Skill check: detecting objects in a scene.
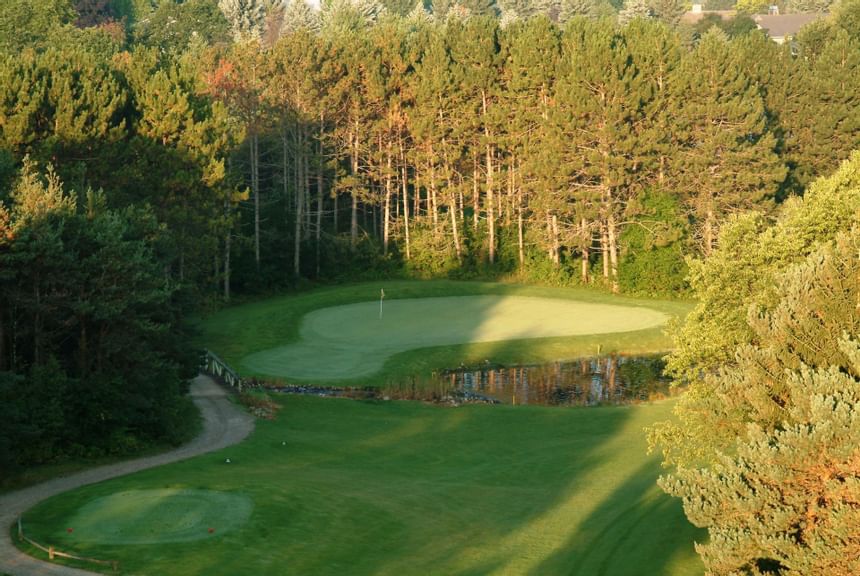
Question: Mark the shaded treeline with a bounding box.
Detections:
[208,12,859,295]
[2,11,859,299]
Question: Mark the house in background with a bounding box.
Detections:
[681,4,826,45]
[752,9,826,44]
[680,4,737,25]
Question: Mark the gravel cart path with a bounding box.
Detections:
[0,375,255,576]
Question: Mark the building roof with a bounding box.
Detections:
[680,10,737,25]
[752,13,825,39]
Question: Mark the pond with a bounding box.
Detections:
[265,354,678,407]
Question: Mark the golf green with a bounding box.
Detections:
[62,489,253,545]
[242,295,668,380]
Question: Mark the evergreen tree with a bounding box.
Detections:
[320,0,386,35]
[667,29,785,255]
[134,0,232,52]
[500,16,562,272]
[497,0,553,21]
[789,29,860,190]
[0,53,47,152]
[648,0,684,25]
[219,0,268,40]
[73,0,115,27]
[661,229,860,575]
[553,19,651,290]
[0,160,198,468]
[558,0,602,21]
[447,16,502,263]
[618,0,652,25]
[431,0,499,18]
[653,152,860,466]
[0,0,76,51]
[281,0,322,32]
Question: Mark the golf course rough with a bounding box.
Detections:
[242,295,669,380]
[59,489,253,545]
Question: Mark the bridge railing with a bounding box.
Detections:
[201,349,245,392]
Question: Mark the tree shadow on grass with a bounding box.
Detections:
[289,400,702,576]
[527,460,705,576]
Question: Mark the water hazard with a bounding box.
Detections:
[266,354,677,407]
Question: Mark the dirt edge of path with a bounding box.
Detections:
[0,374,255,576]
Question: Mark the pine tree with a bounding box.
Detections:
[652,152,860,468]
[0,0,76,51]
[0,53,47,152]
[552,18,651,291]
[320,0,385,35]
[500,16,561,272]
[497,0,553,21]
[789,29,860,190]
[667,28,785,255]
[558,0,600,21]
[281,0,322,32]
[447,16,502,263]
[647,0,684,25]
[133,0,231,53]
[218,0,268,41]
[618,0,652,25]
[660,229,860,575]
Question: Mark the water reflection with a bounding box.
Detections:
[266,355,676,407]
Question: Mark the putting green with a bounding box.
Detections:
[242,295,668,380]
[58,489,253,545]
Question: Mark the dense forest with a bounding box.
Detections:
[1,0,859,548]
[1,0,858,303]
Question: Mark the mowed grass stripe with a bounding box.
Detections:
[19,397,705,576]
[243,295,668,380]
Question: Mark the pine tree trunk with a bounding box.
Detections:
[486,145,495,264]
[384,144,392,256]
[430,159,439,234]
[350,130,359,249]
[304,151,311,240]
[705,208,715,255]
[412,165,420,216]
[602,222,610,280]
[450,189,462,263]
[547,213,553,262]
[546,212,560,266]
[607,207,619,293]
[294,130,304,278]
[459,187,464,225]
[224,199,232,302]
[400,139,410,261]
[33,279,41,366]
[517,185,524,269]
[483,90,494,265]
[333,179,339,234]
[581,217,589,284]
[0,309,6,371]
[252,130,260,270]
[472,151,479,230]
[316,115,324,277]
[506,161,513,227]
[283,125,290,224]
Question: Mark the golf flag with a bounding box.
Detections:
[379,288,385,319]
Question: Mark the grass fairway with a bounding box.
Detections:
[19,397,704,575]
[197,281,692,384]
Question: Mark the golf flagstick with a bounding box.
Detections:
[379,288,385,319]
